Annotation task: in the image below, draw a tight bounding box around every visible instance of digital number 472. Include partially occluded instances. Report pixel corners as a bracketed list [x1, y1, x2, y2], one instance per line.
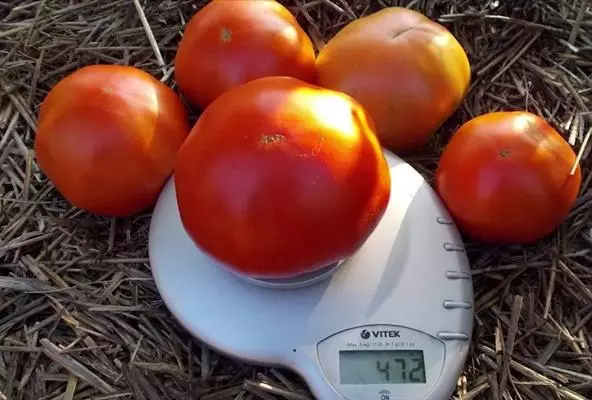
[376, 358, 424, 382]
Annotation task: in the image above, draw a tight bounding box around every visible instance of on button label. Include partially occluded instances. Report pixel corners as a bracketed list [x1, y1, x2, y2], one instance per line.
[379, 389, 391, 400]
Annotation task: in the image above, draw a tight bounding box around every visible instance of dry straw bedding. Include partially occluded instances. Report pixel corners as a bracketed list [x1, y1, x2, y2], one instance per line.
[0, 0, 591, 399]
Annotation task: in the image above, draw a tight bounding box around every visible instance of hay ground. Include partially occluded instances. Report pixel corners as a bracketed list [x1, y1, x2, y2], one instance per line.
[1, 0, 591, 399]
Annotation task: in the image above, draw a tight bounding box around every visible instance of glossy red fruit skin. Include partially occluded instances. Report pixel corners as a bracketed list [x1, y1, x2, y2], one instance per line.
[174, 0, 317, 110]
[174, 76, 391, 279]
[35, 65, 191, 217]
[435, 111, 582, 244]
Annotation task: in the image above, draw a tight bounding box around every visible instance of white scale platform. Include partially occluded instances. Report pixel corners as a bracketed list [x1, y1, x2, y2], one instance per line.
[149, 149, 474, 400]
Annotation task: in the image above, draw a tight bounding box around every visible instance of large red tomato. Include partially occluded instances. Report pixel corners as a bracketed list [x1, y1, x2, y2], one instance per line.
[35, 65, 190, 217]
[174, 0, 317, 110]
[316, 7, 471, 154]
[174, 76, 391, 278]
[435, 111, 582, 244]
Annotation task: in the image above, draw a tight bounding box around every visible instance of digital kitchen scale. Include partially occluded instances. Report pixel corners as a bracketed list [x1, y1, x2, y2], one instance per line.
[148, 149, 474, 400]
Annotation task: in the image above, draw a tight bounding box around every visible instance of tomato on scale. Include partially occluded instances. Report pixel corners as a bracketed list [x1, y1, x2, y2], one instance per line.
[174, 76, 391, 279]
[435, 111, 582, 244]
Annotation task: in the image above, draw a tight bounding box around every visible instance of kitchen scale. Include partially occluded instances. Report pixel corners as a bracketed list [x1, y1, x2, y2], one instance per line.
[148, 149, 474, 400]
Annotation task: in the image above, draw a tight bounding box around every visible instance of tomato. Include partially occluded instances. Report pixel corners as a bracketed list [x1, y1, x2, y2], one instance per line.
[174, 0, 317, 110]
[435, 111, 582, 244]
[35, 65, 190, 217]
[316, 7, 471, 154]
[174, 76, 391, 278]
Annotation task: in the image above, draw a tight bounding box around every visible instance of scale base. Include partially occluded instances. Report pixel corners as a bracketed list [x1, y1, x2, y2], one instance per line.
[149, 149, 474, 400]
[233, 261, 344, 289]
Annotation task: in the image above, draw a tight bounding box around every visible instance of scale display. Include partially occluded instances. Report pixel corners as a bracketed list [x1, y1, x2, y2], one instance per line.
[339, 350, 426, 385]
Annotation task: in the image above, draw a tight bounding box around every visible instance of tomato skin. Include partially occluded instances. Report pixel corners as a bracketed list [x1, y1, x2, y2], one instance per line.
[174, 76, 391, 278]
[435, 111, 581, 244]
[35, 65, 190, 217]
[174, 0, 317, 110]
[316, 7, 471, 154]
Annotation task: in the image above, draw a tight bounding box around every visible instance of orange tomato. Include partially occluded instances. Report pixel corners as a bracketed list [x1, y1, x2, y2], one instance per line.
[174, 0, 317, 110]
[35, 65, 190, 217]
[316, 7, 471, 153]
[435, 111, 581, 244]
[174, 76, 391, 278]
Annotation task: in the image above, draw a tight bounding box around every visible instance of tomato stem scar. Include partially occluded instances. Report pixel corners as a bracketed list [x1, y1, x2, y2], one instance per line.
[220, 27, 232, 43]
[260, 133, 285, 144]
[499, 149, 511, 158]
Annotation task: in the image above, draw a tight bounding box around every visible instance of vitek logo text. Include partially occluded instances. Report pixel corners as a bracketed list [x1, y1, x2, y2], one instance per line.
[360, 329, 400, 339]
